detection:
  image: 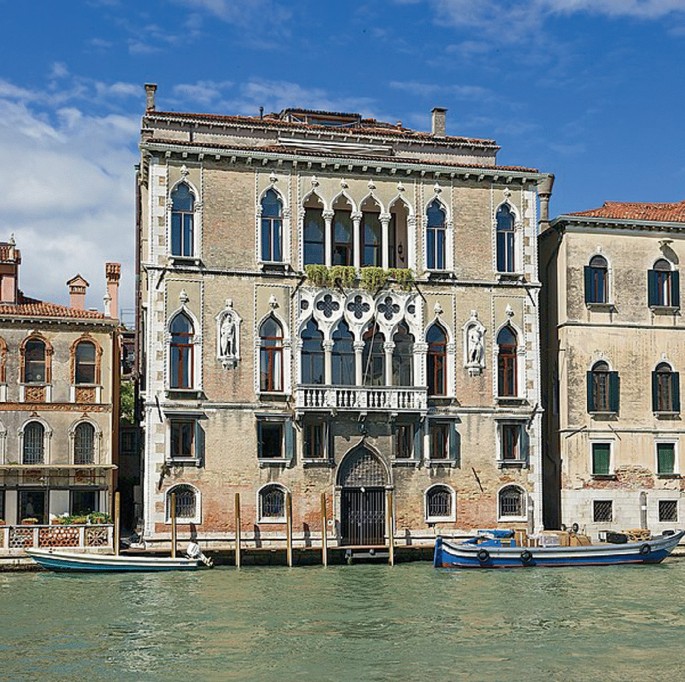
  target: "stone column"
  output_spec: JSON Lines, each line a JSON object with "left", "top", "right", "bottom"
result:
{"left": 323, "top": 210, "right": 334, "bottom": 267}
{"left": 323, "top": 340, "right": 333, "bottom": 385}
{"left": 354, "top": 341, "right": 365, "bottom": 386}
{"left": 380, "top": 213, "right": 391, "bottom": 270}
{"left": 352, "top": 211, "right": 362, "bottom": 270}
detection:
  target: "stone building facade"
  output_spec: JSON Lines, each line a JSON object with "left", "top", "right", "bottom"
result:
{"left": 540, "top": 201, "right": 685, "bottom": 536}
{"left": 0, "top": 240, "right": 121, "bottom": 524}
{"left": 137, "top": 84, "right": 552, "bottom": 548}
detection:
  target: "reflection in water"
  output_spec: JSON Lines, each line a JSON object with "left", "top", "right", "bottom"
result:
{"left": 1, "top": 562, "right": 685, "bottom": 681}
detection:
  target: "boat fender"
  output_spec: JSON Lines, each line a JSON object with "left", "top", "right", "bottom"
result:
{"left": 520, "top": 550, "right": 533, "bottom": 564}
{"left": 639, "top": 543, "right": 651, "bottom": 556}
{"left": 477, "top": 549, "right": 490, "bottom": 563}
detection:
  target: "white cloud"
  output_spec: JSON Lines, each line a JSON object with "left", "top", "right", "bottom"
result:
{"left": 389, "top": 80, "right": 493, "bottom": 101}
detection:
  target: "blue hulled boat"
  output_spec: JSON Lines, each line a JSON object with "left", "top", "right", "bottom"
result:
{"left": 26, "top": 548, "right": 203, "bottom": 572}
{"left": 434, "top": 529, "right": 685, "bottom": 569}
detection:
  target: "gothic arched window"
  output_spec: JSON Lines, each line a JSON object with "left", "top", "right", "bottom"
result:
{"left": 260, "top": 189, "right": 283, "bottom": 262}
{"left": 426, "top": 199, "right": 446, "bottom": 270}
{"left": 171, "top": 183, "right": 195, "bottom": 257}
{"left": 301, "top": 319, "right": 324, "bottom": 385}
{"left": 497, "top": 326, "right": 517, "bottom": 397}
{"left": 170, "top": 313, "right": 194, "bottom": 389}
{"left": 427, "top": 323, "right": 447, "bottom": 396}
{"left": 260, "top": 316, "right": 284, "bottom": 392}
{"left": 496, "top": 204, "right": 515, "bottom": 273}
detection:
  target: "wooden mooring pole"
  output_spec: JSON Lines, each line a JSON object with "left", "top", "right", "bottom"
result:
{"left": 113, "top": 491, "right": 121, "bottom": 556}
{"left": 235, "top": 492, "right": 242, "bottom": 568}
{"left": 320, "top": 492, "right": 328, "bottom": 567}
{"left": 386, "top": 490, "right": 395, "bottom": 566}
{"left": 286, "top": 491, "right": 293, "bottom": 567}
{"left": 170, "top": 492, "right": 177, "bottom": 559}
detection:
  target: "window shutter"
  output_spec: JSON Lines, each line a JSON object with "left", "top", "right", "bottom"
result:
{"left": 256, "top": 421, "right": 264, "bottom": 458}
{"left": 520, "top": 425, "right": 530, "bottom": 464}
{"left": 672, "top": 271, "right": 680, "bottom": 307}
{"left": 609, "top": 372, "right": 620, "bottom": 413}
{"left": 448, "top": 423, "right": 460, "bottom": 466}
{"left": 648, "top": 269, "right": 657, "bottom": 306}
{"left": 284, "top": 419, "right": 295, "bottom": 464}
{"left": 413, "top": 422, "right": 424, "bottom": 462}
{"left": 652, "top": 371, "right": 659, "bottom": 412}
{"left": 593, "top": 444, "right": 610, "bottom": 475}
{"left": 194, "top": 421, "right": 205, "bottom": 465}
{"left": 326, "top": 421, "right": 334, "bottom": 461}
{"left": 587, "top": 371, "right": 595, "bottom": 412}
{"left": 673, "top": 372, "right": 681, "bottom": 413}
{"left": 657, "top": 444, "right": 675, "bottom": 475}
{"left": 584, "top": 266, "right": 593, "bottom": 303}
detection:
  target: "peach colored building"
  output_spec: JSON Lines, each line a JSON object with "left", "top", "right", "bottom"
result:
{"left": 137, "top": 84, "right": 553, "bottom": 549}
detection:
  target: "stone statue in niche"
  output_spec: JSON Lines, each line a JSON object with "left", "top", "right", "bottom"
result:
{"left": 216, "top": 299, "right": 242, "bottom": 369}
{"left": 464, "top": 310, "right": 486, "bottom": 376}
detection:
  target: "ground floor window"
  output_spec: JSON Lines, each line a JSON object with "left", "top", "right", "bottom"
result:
{"left": 394, "top": 422, "right": 415, "bottom": 460}
{"left": 170, "top": 420, "right": 195, "bottom": 460}
{"left": 71, "top": 490, "right": 98, "bottom": 516}
{"left": 425, "top": 485, "right": 455, "bottom": 522}
{"left": 302, "top": 420, "right": 331, "bottom": 460}
{"left": 18, "top": 489, "right": 47, "bottom": 524}
{"left": 593, "top": 499, "right": 613, "bottom": 523}
{"left": 592, "top": 442, "right": 612, "bottom": 476}
{"left": 498, "top": 485, "right": 525, "bottom": 519}
{"left": 166, "top": 484, "right": 199, "bottom": 523}
{"left": 259, "top": 484, "right": 287, "bottom": 521}
{"left": 257, "top": 417, "right": 294, "bottom": 463}
{"left": 659, "top": 500, "right": 678, "bottom": 523}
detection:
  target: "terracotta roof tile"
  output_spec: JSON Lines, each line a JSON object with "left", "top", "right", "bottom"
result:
{"left": 569, "top": 200, "right": 685, "bottom": 223}
{"left": 0, "top": 292, "right": 106, "bottom": 320}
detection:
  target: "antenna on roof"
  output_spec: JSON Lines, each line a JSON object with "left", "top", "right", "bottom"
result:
{"left": 259, "top": 106, "right": 264, "bottom": 120}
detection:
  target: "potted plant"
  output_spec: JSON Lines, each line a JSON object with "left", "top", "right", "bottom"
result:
{"left": 21, "top": 517, "right": 39, "bottom": 525}
{"left": 87, "top": 512, "right": 112, "bottom": 525}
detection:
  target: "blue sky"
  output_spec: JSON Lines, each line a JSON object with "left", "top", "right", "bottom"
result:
{"left": 1, "top": 0, "right": 685, "bottom": 312}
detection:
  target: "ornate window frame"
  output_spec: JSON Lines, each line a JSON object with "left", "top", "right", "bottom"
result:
{"left": 19, "top": 334, "right": 53, "bottom": 403}
{"left": 19, "top": 417, "right": 52, "bottom": 465}
{"left": 70, "top": 335, "right": 103, "bottom": 404}
{"left": 256, "top": 181, "right": 290, "bottom": 268}
{"left": 69, "top": 418, "right": 102, "bottom": 465}
{"left": 165, "top": 298, "right": 202, "bottom": 395}
{"left": 167, "top": 173, "right": 203, "bottom": 264}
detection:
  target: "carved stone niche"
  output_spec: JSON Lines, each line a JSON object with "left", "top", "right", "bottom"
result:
{"left": 215, "top": 299, "right": 242, "bottom": 369}
{"left": 463, "top": 310, "right": 486, "bottom": 377}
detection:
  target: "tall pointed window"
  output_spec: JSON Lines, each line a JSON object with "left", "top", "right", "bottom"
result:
{"left": 392, "top": 323, "right": 414, "bottom": 386}
{"left": 259, "top": 316, "right": 284, "bottom": 392}
{"left": 23, "top": 421, "right": 45, "bottom": 465}
{"left": 427, "top": 323, "right": 447, "bottom": 396}
{"left": 169, "top": 313, "right": 194, "bottom": 389}
{"left": 171, "top": 183, "right": 195, "bottom": 257}
{"left": 496, "top": 204, "right": 515, "bottom": 273}
{"left": 332, "top": 321, "right": 355, "bottom": 385}
{"left": 74, "top": 422, "right": 95, "bottom": 465}
{"left": 585, "top": 255, "right": 608, "bottom": 304}
{"left": 303, "top": 207, "right": 325, "bottom": 265}
{"left": 426, "top": 200, "right": 446, "bottom": 270}
{"left": 260, "top": 189, "right": 283, "bottom": 262}
{"left": 301, "top": 319, "right": 324, "bottom": 385}
{"left": 648, "top": 259, "right": 679, "bottom": 308}
{"left": 333, "top": 198, "right": 353, "bottom": 266}
{"left": 497, "top": 326, "right": 517, "bottom": 397}
{"left": 587, "top": 360, "right": 619, "bottom": 413}
{"left": 362, "top": 323, "right": 385, "bottom": 386}
{"left": 24, "top": 339, "right": 46, "bottom": 384}
{"left": 361, "top": 204, "right": 382, "bottom": 267}
{"left": 75, "top": 340, "right": 97, "bottom": 385}
{"left": 653, "top": 362, "right": 680, "bottom": 413}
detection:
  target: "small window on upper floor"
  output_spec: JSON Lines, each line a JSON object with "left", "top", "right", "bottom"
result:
{"left": 24, "top": 339, "right": 46, "bottom": 384}
{"left": 75, "top": 341, "right": 97, "bottom": 385}
{"left": 259, "top": 316, "right": 284, "bottom": 392}
{"left": 303, "top": 206, "right": 325, "bottom": 265}
{"left": 496, "top": 326, "right": 518, "bottom": 397}
{"left": 648, "top": 259, "right": 680, "bottom": 308}
{"left": 169, "top": 313, "right": 194, "bottom": 390}
{"left": 427, "top": 323, "right": 447, "bottom": 396}
{"left": 496, "top": 204, "right": 515, "bottom": 273}
{"left": 426, "top": 199, "right": 446, "bottom": 270}
{"left": 171, "top": 183, "right": 195, "bottom": 258}
{"left": 587, "top": 361, "right": 619, "bottom": 414}
{"left": 585, "top": 255, "right": 608, "bottom": 304}
{"left": 260, "top": 189, "right": 283, "bottom": 262}
{"left": 653, "top": 363, "right": 680, "bottom": 414}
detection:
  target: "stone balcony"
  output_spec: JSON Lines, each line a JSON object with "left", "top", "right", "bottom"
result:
{"left": 295, "top": 385, "right": 428, "bottom": 414}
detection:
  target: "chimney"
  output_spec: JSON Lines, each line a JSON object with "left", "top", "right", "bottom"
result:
{"left": 431, "top": 107, "right": 447, "bottom": 136}
{"left": 0, "top": 235, "right": 21, "bottom": 304}
{"left": 145, "top": 83, "right": 157, "bottom": 111}
{"left": 105, "top": 262, "right": 121, "bottom": 319}
{"left": 67, "top": 274, "right": 89, "bottom": 310}
{"left": 538, "top": 174, "right": 555, "bottom": 230}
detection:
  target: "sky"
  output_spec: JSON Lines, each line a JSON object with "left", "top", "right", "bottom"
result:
{"left": 1, "top": 0, "right": 685, "bottom": 315}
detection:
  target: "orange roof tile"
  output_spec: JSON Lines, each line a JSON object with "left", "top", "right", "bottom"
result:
{"left": 569, "top": 200, "right": 685, "bottom": 223}
{"left": 0, "top": 293, "right": 107, "bottom": 320}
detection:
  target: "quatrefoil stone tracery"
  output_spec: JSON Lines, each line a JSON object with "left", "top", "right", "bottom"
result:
{"left": 347, "top": 295, "right": 371, "bottom": 319}
{"left": 316, "top": 294, "right": 340, "bottom": 318}
{"left": 378, "top": 296, "right": 400, "bottom": 320}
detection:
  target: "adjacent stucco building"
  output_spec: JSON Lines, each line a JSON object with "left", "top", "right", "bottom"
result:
{"left": 137, "top": 84, "right": 552, "bottom": 549}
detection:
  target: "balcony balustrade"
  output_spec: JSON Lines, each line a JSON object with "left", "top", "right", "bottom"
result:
{"left": 0, "top": 523, "right": 113, "bottom": 555}
{"left": 296, "top": 385, "right": 428, "bottom": 413}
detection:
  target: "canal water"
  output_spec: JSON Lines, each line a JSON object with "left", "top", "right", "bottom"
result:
{"left": 2, "top": 560, "right": 685, "bottom": 681}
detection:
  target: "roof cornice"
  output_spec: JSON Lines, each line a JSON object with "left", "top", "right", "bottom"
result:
{"left": 549, "top": 214, "right": 685, "bottom": 234}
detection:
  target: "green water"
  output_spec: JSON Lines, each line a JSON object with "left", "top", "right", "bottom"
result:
{"left": 2, "top": 561, "right": 685, "bottom": 681}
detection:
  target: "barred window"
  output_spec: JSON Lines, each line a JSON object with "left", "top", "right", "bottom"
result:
{"left": 593, "top": 500, "right": 613, "bottom": 523}
{"left": 167, "top": 485, "right": 197, "bottom": 521}
{"left": 659, "top": 500, "right": 678, "bottom": 523}
{"left": 74, "top": 422, "right": 95, "bottom": 465}
{"left": 499, "top": 485, "right": 524, "bottom": 518}
{"left": 260, "top": 485, "right": 286, "bottom": 520}
{"left": 426, "top": 485, "right": 453, "bottom": 521}
{"left": 23, "top": 421, "right": 45, "bottom": 464}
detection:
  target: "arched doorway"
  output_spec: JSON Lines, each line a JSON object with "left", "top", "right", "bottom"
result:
{"left": 338, "top": 445, "right": 388, "bottom": 546}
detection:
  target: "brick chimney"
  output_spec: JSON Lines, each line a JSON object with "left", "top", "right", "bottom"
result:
{"left": 145, "top": 83, "right": 157, "bottom": 111}
{"left": 0, "top": 235, "right": 21, "bottom": 304}
{"left": 431, "top": 107, "right": 447, "bottom": 136}
{"left": 105, "top": 262, "right": 121, "bottom": 319}
{"left": 67, "top": 274, "right": 89, "bottom": 310}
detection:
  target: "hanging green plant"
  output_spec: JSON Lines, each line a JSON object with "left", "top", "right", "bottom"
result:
{"left": 360, "top": 266, "right": 390, "bottom": 292}
{"left": 304, "top": 264, "right": 330, "bottom": 288}
{"left": 388, "top": 268, "right": 415, "bottom": 291}
{"left": 329, "top": 265, "right": 357, "bottom": 290}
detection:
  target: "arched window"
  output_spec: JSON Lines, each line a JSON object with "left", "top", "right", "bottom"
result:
{"left": 303, "top": 206, "right": 325, "bottom": 265}
{"left": 74, "top": 422, "right": 95, "bottom": 465}
{"left": 361, "top": 199, "right": 382, "bottom": 267}
{"left": 171, "top": 183, "right": 195, "bottom": 257}
{"left": 23, "top": 421, "right": 45, "bottom": 464}
{"left": 301, "top": 319, "right": 324, "bottom": 385}
{"left": 259, "top": 484, "right": 287, "bottom": 521}
{"left": 427, "top": 323, "right": 447, "bottom": 396}
{"left": 588, "top": 360, "right": 619, "bottom": 413}
{"left": 653, "top": 362, "right": 680, "bottom": 413}
{"left": 585, "top": 255, "right": 608, "bottom": 304}
{"left": 496, "top": 204, "right": 515, "bottom": 273}
{"left": 260, "top": 316, "right": 284, "bottom": 392}
{"left": 499, "top": 485, "right": 525, "bottom": 519}
{"left": 332, "top": 321, "right": 355, "bottom": 385}
{"left": 24, "top": 338, "right": 46, "bottom": 384}
{"left": 362, "top": 323, "right": 385, "bottom": 386}
{"left": 170, "top": 313, "right": 194, "bottom": 389}
{"left": 333, "top": 197, "right": 353, "bottom": 266}
{"left": 75, "top": 340, "right": 97, "bottom": 385}
{"left": 392, "top": 323, "right": 414, "bottom": 386}
{"left": 426, "top": 199, "right": 446, "bottom": 270}
{"left": 425, "top": 485, "right": 454, "bottom": 521}
{"left": 497, "top": 326, "right": 517, "bottom": 397}
{"left": 166, "top": 484, "right": 198, "bottom": 522}
{"left": 260, "top": 189, "right": 283, "bottom": 262}
{"left": 649, "top": 259, "right": 679, "bottom": 307}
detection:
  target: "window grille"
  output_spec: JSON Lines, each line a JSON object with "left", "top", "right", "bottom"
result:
{"left": 74, "top": 423, "right": 95, "bottom": 464}
{"left": 169, "top": 485, "right": 196, "bottom": 520}
{"left": 339, "top": 447, "right": 386, "bottom": 487}
{"left": 659, "top": 500, "right": 678, "bottom": 523}
{"left": 427, "top": 487, "right": 452, "bottom": 519}
{"left": 260, "top": 486, "right": 285, "bottom": 519}
{"left": 593, "top": 500, "right": 613, "bottom": 523}
{"left": 499, "top": 486, "right": 524, "bottom": 517}
{"left": 23, "top": 422, "right": 45, "bottom": 464}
